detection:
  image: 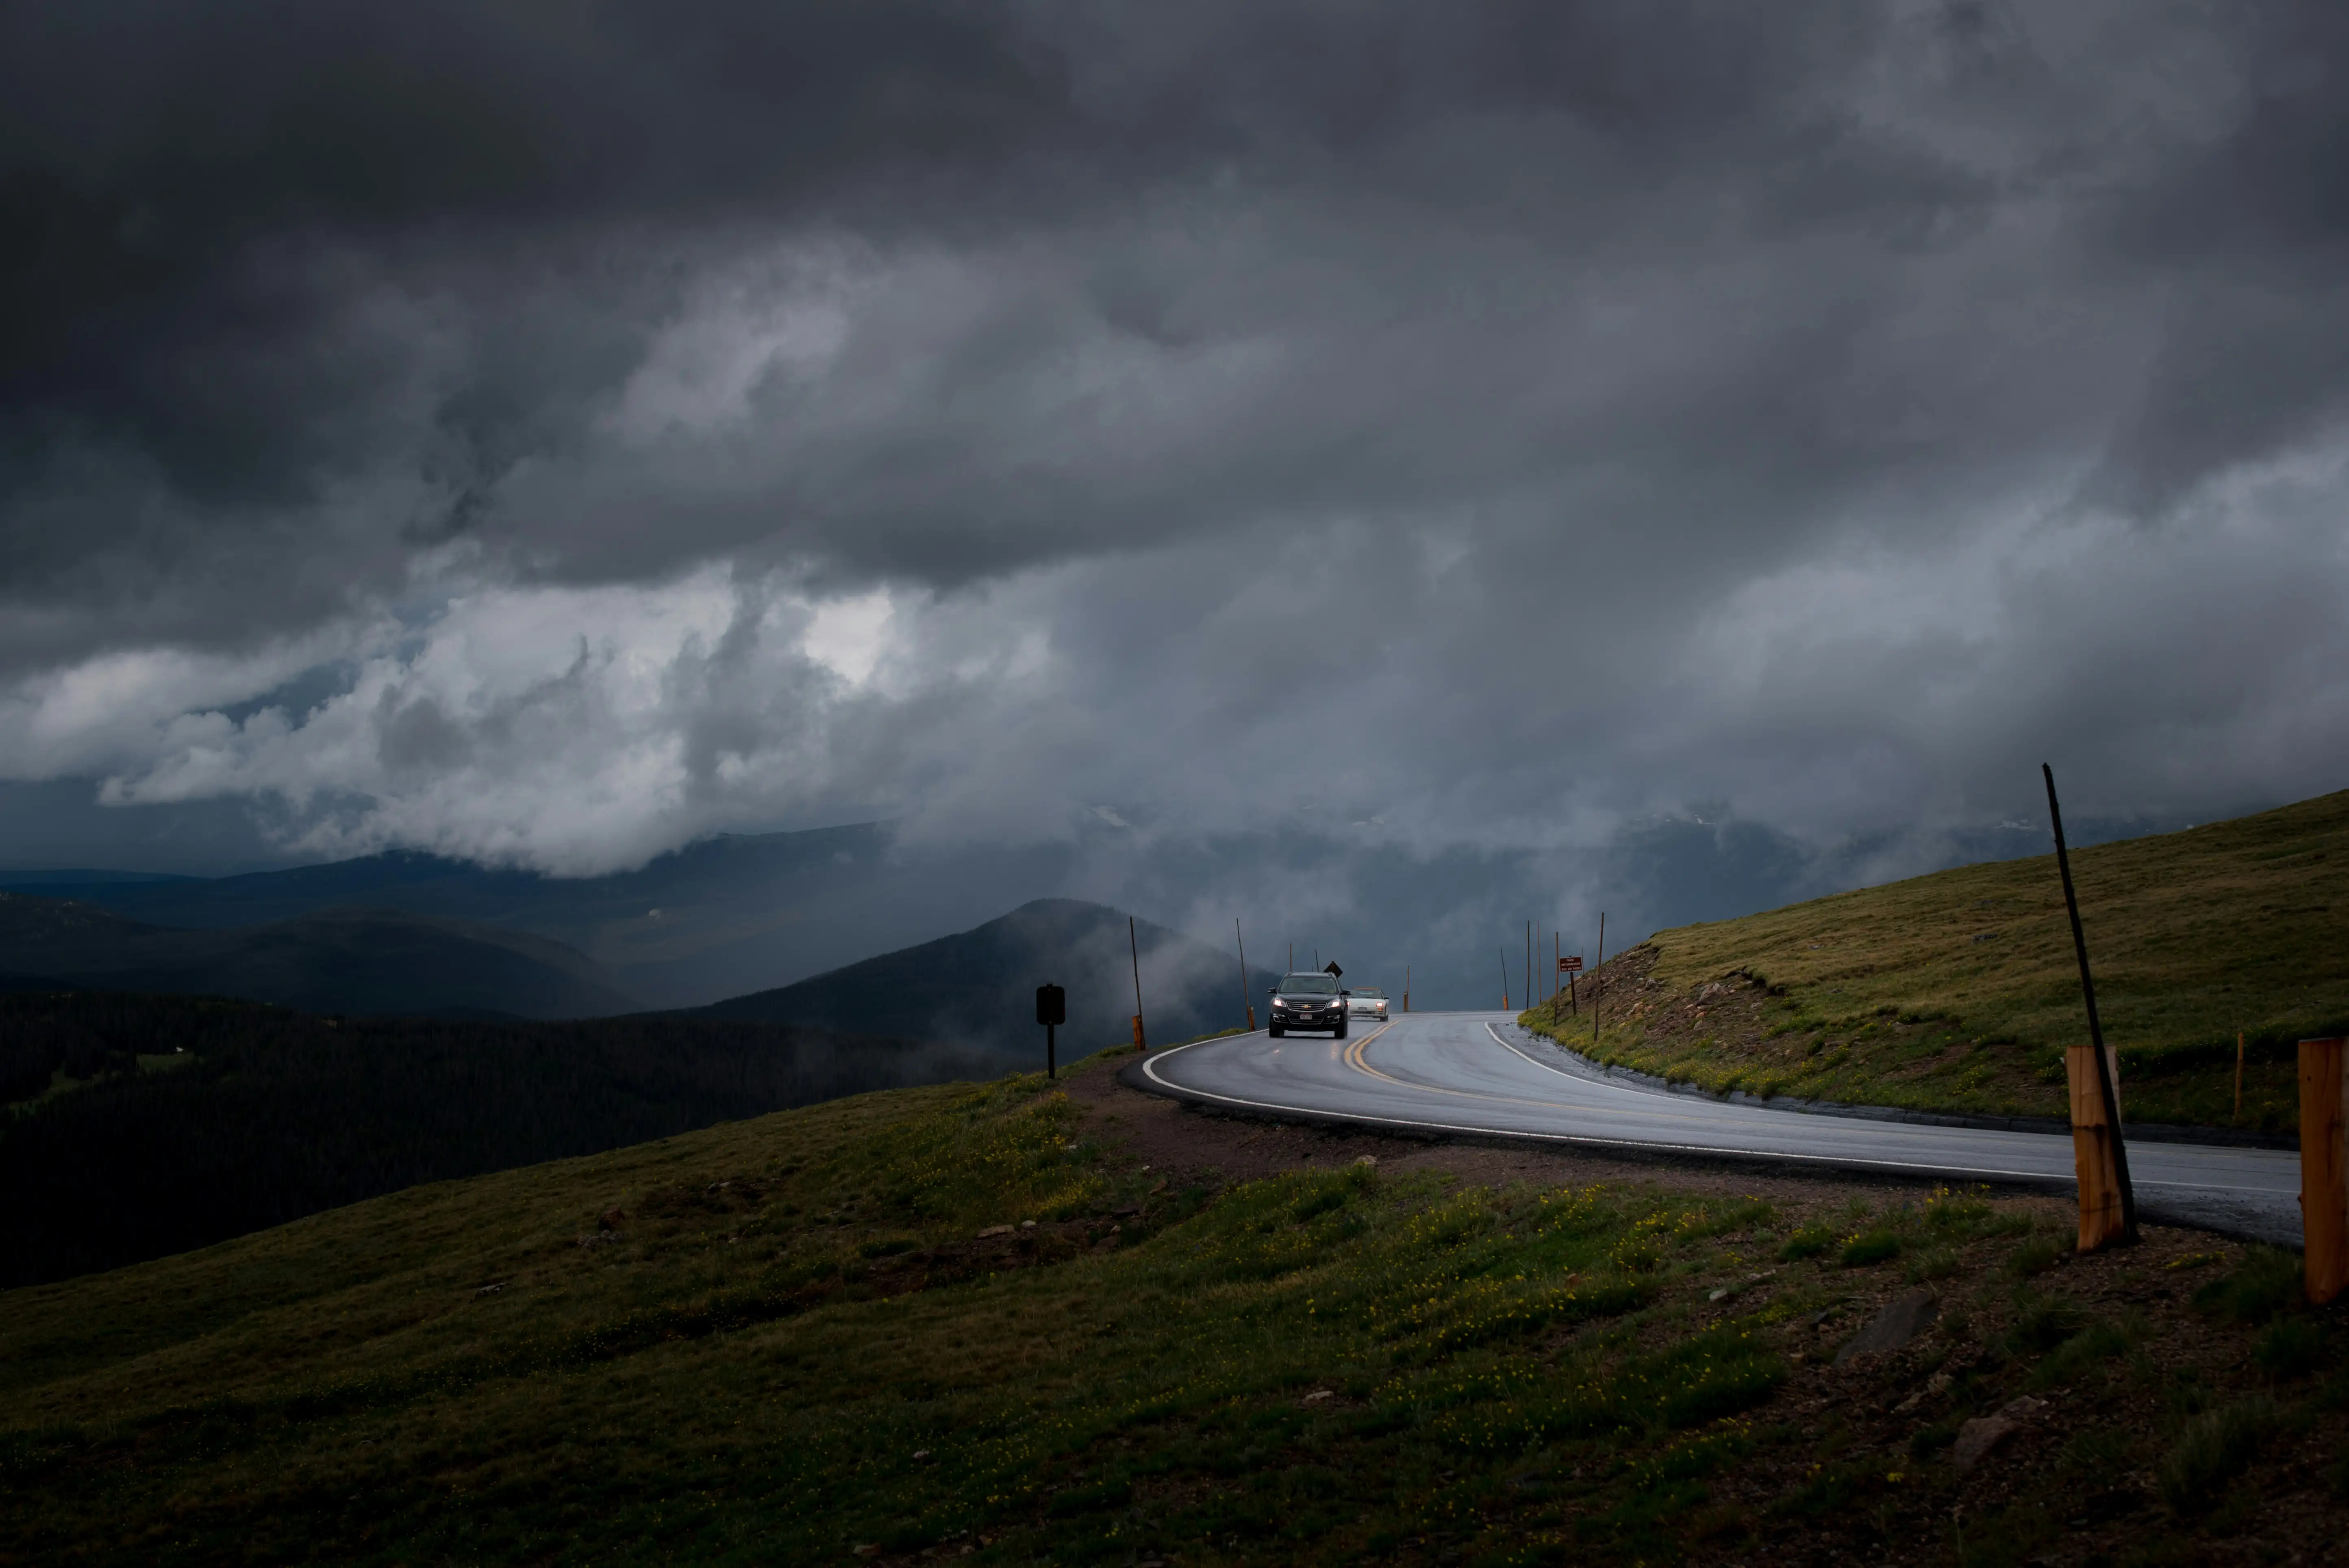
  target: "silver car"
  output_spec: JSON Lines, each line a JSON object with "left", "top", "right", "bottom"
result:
{"left": 1347, "top": 986, "right": 1391, "bottom": 1019}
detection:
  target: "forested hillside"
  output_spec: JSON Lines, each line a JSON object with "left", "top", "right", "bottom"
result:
{"left": 0, "top": 990, "right": 997, "bottom": 1287}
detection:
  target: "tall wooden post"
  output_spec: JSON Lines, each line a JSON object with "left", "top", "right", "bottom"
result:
{"left": 1592, "top": 912, "right": 1606, "bottom": 1042}
{"left": 2067, "top": 1041, "right": 2129, "bottom": 1251}
{"left": 1236, "top": 919, "right": 1255, "bottom": 1033}
{"left": 2044, "top": 764, "right": 2136, "bottom": 1250}
{"left": 2302, "top": 1039, "right": 2348, "bottom": 1306}
{"left": 2235, "top": 1032, "right": 2246, "bottom": 1122}
{"left": 1129, "top": 915, "right": 1147, "bottom": 1053}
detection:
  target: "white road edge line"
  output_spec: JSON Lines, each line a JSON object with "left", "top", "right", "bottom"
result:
{"left": 1139, "top": 1028, "right": 2068, "bottom": 1186}
{"left": 1477, "top": 1022, "right": 2290, "bottom": 1194}
{"left": 1139, "top": 1021, "right": 2292, "bottom": 1196}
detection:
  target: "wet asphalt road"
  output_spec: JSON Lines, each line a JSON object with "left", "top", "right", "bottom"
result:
{"left": 1134, "top": 1010, "right": 2304, "bottom": 1245}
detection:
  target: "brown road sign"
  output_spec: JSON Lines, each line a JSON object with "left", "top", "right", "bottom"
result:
{"left": 1559, "top": 956, "right": 1583, "bottom": 973}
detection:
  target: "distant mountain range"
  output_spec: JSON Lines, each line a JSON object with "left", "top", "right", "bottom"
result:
{"left": 1, "top": 823, "right": 1077, "bottom": 1008}
{"left": 0, "top": 880, "right": 1280, "bottom": 1044}
{"left": 0, "top": 892, "right": 635, "bottom": 1019}
{"left": 701, "top": 897, "right": 1279, "bottom": 1055}
{"left": 2, "top": 803, "right": 2240, "bottom": 1016}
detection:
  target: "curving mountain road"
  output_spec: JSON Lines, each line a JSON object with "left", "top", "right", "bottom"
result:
{"left": 1130, "top": 1010, "right": 2304, "bottom": 1245}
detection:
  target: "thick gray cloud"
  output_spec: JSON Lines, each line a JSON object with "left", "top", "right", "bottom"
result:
{"left": 3, "top": 0, "right": 2347, "bottom": 907}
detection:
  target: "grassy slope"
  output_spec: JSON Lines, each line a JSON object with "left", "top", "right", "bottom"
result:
{"left": 1528, "top": 789, "right": 2349, "bottom": 1131}
{"left": 7, "top": 1053, "right": 2349, "bottom": 1565}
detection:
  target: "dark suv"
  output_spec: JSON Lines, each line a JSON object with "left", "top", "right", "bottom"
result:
{"left": 1268, "top": 972, "right": 1348, "bottom": 1038}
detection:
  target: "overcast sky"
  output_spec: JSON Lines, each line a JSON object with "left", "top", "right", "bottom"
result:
{"left": 4, "top": 0, "right": 2347, "bottom": 894}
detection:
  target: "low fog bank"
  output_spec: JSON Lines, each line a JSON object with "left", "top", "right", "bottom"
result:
{"left": 0, "top": 788, "right": 2245, "bottom": 1017}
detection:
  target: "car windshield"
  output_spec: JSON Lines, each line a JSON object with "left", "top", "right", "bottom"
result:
{"left": 1352, "top": 988, "right": 1384, "bottom": 998}
{"left": 1279, "top": 974, "right": 1339, "bottom": 995}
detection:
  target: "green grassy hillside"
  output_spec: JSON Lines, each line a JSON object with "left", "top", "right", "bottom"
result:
{"left": 4, "top": 1053, "right": 2345, "bottom": 1563}
{"left": 1528, "top": 789, "right": 2349, "bottom": 1131}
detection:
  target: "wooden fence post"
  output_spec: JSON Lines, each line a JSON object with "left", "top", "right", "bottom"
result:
{"left": 2067, "top": 1041, "right": 2129, "bottom": 1252}
{"left": 2301, "top": 1038, "right": 2348, "bottom": 1306}
{"left": 1129, "top": 915, "right": 1147, "bottom": 1053}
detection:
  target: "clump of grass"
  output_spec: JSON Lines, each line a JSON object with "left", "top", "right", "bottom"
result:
{"left": 1922, "top": 1188, "right": 1997, "bottom": 1232}
{"left": 1906, "top": 1245, "right": 1960, "bottom": 1282}
{"left": 2006, "top": 1296, "right": 2090, "bottom": 1357}
{"left": 2159, "top": 1396, "right": 2281, "bottom": 1513}
{"left": 2004, "top": 1236, "right": 2061, "bottom": 1279}
{"left": 1682, "top": 1198, "right": 1776, "bottom": 1238}
{"left": 2193, "top": 1247, "right": 2303, "bottom": 1324}
{"left": 1839, "top": 1229, "right": 1901, "bottom": 1268}
{"left": 2030, "top": 1319, "right": 2135, "bottom": 1389}
{"left": 2254, "top": 1316, "right": 2324, "bottom": 1381}
{"left": 1778, "top": 1225, "right": 1836, "bottom": 1261}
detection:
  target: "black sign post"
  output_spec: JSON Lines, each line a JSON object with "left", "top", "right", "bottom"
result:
{"left": 1036, "top": 983, "right": 1066, "bottom": 1080}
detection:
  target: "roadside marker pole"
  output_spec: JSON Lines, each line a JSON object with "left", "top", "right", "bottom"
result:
{"left": 2301, "top": 1038, "right": 2349, "bottom": 1305}
{"left": 1498, "top": 945, "right": 1509, "bottom": 1011}
{"left": 1592, "top": 912, "right": 1605, "bottom": 1043}
{"left": 1524, "top": 923, "right": 1532, "bottom": 1018}
{"left": 2043, "top": 763, "right": 2136, "bottom": 1251}
{"left": 1236, "top": 919, "right": 1256, "bottom": 1033}
{"left": 2236, "top": 1032, "right": 2246, "bottom": 1122}
{"left": 1129, "top": 915, "right": 1147, "bottom": 1053}
{"left": 1404, "top": 963, "right": 1410, "bottom": 1013}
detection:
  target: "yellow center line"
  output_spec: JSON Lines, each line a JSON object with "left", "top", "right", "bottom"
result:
{"left": 1340, "top": 1019, "right": 1397, "bottom": 1074}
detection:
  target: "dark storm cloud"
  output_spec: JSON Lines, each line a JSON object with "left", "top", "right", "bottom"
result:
{"left": 0, "top": 0, "right": 1083, "bottom": 643}
{"left": 3, "top": 0, "right": 2026, "bottom": 627}
{"left": 6, "top": 0, "right": 2349, "bottom": 883}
